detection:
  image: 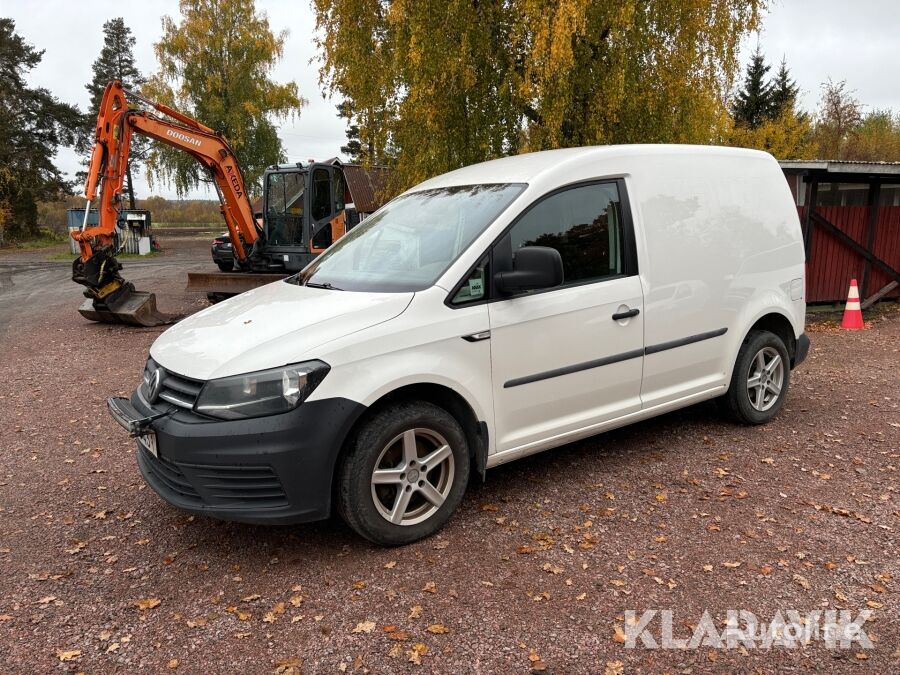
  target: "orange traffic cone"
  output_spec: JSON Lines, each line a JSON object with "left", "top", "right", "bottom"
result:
{"left": 841, "top": 279, "right": 865, "bottom": 330}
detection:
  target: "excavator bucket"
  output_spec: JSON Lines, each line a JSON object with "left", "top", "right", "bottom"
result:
{"left": 78, "top": 290, "right": 175, "bottom": 327}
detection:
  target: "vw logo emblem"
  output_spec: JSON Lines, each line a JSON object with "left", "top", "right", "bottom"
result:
{"left": 148, "top": 367, "right": 165, "bottom": 404}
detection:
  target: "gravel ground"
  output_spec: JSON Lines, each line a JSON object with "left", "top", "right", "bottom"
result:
{"left": 0, "top": 239, "right": 897, "bottom": 673}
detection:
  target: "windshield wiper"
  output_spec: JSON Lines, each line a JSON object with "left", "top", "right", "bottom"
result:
{"left": 305, "top": 280, "right": 343, "bottom": 290}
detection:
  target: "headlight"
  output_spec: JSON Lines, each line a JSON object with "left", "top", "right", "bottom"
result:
{"left": 194, "top": 360, "right": 330, "bottom": 420}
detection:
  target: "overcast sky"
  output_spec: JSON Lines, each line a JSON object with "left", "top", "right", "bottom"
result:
{"left": 5, "top": 0, "right": 900, "bottom": 200}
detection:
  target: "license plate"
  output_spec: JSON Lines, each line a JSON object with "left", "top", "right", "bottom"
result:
{"left": 138, "top": 431, "right": 158, "bottom": 458}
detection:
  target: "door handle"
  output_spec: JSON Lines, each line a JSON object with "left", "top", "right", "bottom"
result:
{"left": 611, "top": 308, "right": 640, "bottom": 321}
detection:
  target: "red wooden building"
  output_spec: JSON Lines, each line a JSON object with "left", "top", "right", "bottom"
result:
{"left": 780, "top": 160, "right": 900, "bottom": 304}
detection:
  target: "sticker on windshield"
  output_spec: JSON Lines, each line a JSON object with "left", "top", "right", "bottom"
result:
{"left": 469, "top": 277, "right": 484, "bottom": 298}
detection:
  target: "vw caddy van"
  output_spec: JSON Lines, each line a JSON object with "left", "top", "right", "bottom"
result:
{"left": 109, "top": 145, "right": 809, "bottom": 545}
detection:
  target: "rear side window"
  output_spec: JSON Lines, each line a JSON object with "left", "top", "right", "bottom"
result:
{"left": 500, "top": 182, "right": 625, "bottom": 286}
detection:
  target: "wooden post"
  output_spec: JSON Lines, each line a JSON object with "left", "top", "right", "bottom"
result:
{"left": 803, "top": 179, "right": 818, "bottom": 261}
{"left": 860, "top": 179, "right": 881, "bottom": 298}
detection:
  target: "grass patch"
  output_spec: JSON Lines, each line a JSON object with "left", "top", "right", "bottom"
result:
{"left": 3, "top": 228, "right": 68, "bottom": 250}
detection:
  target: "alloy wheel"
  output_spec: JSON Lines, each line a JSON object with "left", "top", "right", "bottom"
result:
{"left": 746, "top": 346, "right": 784, "bottom": 412}
{"left": 370, "top": 428, "right": 455, "bottom": 526}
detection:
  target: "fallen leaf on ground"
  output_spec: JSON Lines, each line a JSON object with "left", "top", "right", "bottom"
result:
{"left": 56, "top": 649, "right": 81, "bottom": 662}
{"left": 426, "top": 623, "right": 449, "bottom": 634}
{"left": 529, "top": 650, "right": 547, "bottom": 671}
{"left": 274, "top": 658, "right": 302, "bottom": 674}
{"left": 133, "top": 598, "right": 161, "bottom": 611}
{"left": 406, "top": 643, "right": 428, "bottom": 665}
{"left": 352, "top": 621, "right": 376, "bottom": 633}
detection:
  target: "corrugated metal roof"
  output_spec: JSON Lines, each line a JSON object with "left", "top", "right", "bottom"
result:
{"left": 780, "top": 159, "right": 900, "bottom": 175}
{"left": 340, "top": 163, "right": 392, "bottom": 213}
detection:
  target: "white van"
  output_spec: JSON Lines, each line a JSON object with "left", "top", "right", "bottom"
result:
{"left": 109, "top": 145, "right": 809, "bottom": 545}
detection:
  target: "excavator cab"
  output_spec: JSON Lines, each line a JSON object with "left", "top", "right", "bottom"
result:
{"left": 258, "top": 162, "right": 351, "bottom": 272}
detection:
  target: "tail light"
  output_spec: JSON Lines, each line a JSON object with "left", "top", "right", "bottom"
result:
{"left": 213, "top": 238, "right": 224, "bottom": 245}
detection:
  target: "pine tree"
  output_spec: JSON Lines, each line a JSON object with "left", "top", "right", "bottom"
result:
{"left": 0, "top": 19, "right": 81, "bottom": 240}
{"left": 770, "top": 57, "right": 800, "bottom": 118}
{"left": 337, "top": 101, "right": 369, "bottom": 163}
{"left": 83, "top": 18, "right": 145, "bottom": 209}
{"left": 732, "top": 46, "right": 774, "bottom": 129}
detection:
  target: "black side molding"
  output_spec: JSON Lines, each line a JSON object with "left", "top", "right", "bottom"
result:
{"left": 504, "top": 348, "right": 645, "bottom": 388}
{"left": 644, "top": 327, "right": 728, "bottom": 355}
{"left": 504, "top": 327, "right": 728, "bottom": 388}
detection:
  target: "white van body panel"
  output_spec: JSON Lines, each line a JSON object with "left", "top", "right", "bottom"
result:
{"left": 625, "top": 151, "right": 805, "bottom": 407}
{"left": 487, "top": 275, "right": 644, "bottom": 451}
{"left": 306, "top": 286, "right": 496, "bottom": 444}
{"left": 149, "top": 281, "right": 413, "bottom": 380}
{"left": 150, "top": 145, "right": 804, "bottom": 467}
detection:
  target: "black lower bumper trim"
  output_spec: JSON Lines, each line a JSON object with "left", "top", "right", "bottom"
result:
{"left": 792, "top": 332, "right": 810, "bottom": 368}
{"left": 126, "top": 393, "right": 367, "bottom": 524}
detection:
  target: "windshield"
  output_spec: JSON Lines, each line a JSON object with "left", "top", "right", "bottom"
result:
{"left": 266, "top": 171, "right": 305, "bottom": 247}
{"left": 292, "top": 183, "right": 524, "bottom": 292}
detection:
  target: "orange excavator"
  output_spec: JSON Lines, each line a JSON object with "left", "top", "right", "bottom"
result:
{"left": 72, "top": 80, "right": 260, "bottom": 326}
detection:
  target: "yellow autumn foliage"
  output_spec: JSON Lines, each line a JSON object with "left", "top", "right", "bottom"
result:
{"left": 314, "top": 0, "right": 765, "bottom": 189}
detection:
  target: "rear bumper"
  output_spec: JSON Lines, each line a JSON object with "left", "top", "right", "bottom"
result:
{"left": 792, "top": 332, "right": 810, "bottom": 368}
{"left": 211, "top": 246, "right": 234, "bottom": 262}
{"left": 120, "top": 391, "right": 366, "bottom": 524}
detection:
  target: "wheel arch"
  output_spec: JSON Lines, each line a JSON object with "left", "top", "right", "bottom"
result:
{"left": 332, "top": 382, "right": 489, "bottom": 511}
{"left": 743, "top": 311, "right": 798, "bottom": 363}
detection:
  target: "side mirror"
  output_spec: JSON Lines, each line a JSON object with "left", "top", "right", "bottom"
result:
{"left": 494, "top": 246, "right": 564, "bottom": 295}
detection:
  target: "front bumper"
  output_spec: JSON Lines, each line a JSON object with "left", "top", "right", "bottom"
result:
{"left": 114, "top": 390, "right": 366, "bottom": 524}
{"left": 792, "top": 332, "right": 810, "bottom": 369}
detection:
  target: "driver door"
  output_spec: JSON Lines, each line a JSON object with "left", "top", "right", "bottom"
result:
{"left": 488, "top": 180, "right": 645, "bottom": 453}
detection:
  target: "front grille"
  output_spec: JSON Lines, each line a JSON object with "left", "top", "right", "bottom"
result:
{"left": 143, "top": 358, "right": 203, "bottom": 410}
{"left": 140, "top": 446, "right": 289, "bottom": 510}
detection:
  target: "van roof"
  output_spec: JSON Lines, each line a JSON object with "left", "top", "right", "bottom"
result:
{"left": 413, "top": 144, "right": 774, "bottom": 190}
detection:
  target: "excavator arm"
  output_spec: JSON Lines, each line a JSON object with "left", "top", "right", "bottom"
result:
{"left": 71, "top": 80, "right": 260, "bottom": 325}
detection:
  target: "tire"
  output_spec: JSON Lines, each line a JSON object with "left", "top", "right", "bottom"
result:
{"left": 337, "top": 401, "right": 470, "bottom": 546}
{"left": 719, "top": 329, "right": 790, "bottom": 425}
{"left": 215, "top": 260, "right": 233, "bottom": 272}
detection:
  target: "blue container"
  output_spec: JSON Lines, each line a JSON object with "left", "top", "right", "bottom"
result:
{"left": 67, "top": 207, "right": 99, "bottom": 254}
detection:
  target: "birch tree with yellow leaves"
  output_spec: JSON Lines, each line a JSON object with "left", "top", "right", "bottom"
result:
{"left": 145, "top": 0, "right": 305, "bottom": 197}
{"left": 314, "top": 0, "right": 765, "bottom": 189}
